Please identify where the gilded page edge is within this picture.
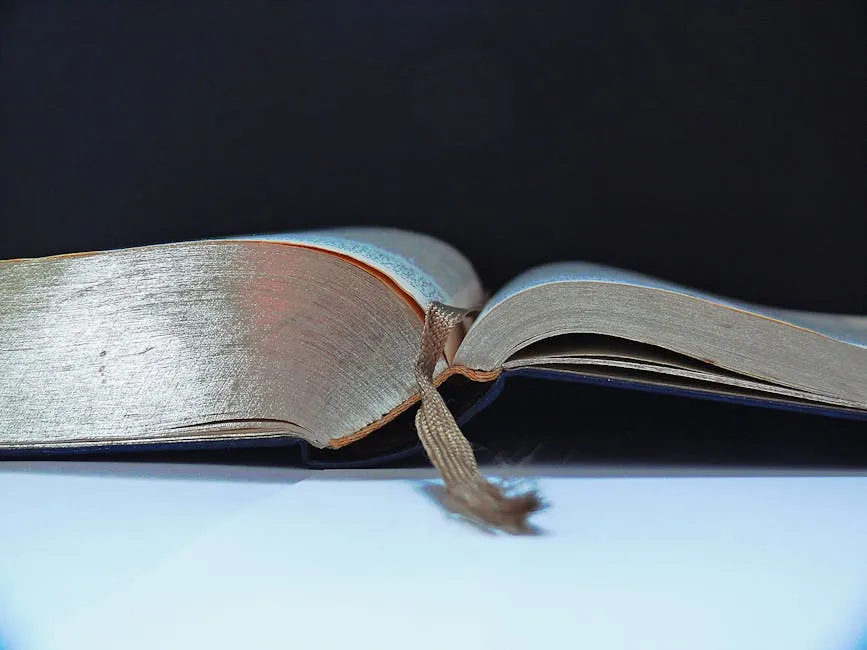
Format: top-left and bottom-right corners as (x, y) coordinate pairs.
(327, 366), (501, 449)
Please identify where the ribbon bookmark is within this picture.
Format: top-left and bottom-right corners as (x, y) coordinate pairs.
(413, 301), (545, 534)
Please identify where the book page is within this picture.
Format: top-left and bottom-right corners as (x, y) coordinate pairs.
(457, 262), (867, 407)
(476, 262), (867, 347)
(234, 228), (484, 311)
(760, 311), (867, 349)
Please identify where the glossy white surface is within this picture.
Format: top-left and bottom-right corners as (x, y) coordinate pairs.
(1, 464), (866, 650)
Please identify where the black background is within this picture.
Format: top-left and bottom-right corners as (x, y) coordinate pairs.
(2, 1), (865, 467)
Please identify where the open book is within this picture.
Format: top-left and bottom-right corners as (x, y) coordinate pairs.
(2, 227), (866, 456)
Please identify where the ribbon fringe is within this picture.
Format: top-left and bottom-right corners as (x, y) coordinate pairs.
(413, 302), (544, 534)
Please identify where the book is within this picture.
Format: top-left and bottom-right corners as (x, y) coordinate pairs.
(2, 227), (866, 457)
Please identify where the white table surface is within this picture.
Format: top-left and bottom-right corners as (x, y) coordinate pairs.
(1, 462), (866, 650)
